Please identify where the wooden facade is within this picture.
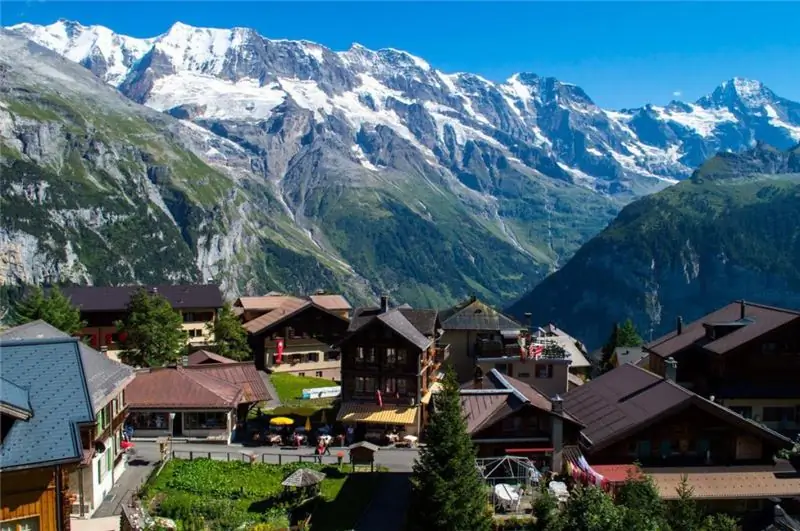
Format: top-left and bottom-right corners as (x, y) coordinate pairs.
(250, 305), (349, 374)
(1, 466), (70, 531)
(587, 403), (784, 467)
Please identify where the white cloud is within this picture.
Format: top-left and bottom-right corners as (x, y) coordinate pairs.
(672, 90), (682, 97)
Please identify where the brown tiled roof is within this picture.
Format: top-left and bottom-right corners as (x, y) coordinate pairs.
(243, 298), (311, 334)
(563, 364), (790, 452)
(236, 295), (305, 311)
(187, 350), (237, 365)
(61, 284), (223, 312)
(309, 294), (352, 311)
(126, 367), (243, 409)
(184, 362), (270, 403)
(460, 369), (582, 434)
(646, 462), (800, 500)
(646, 300), (799, 358)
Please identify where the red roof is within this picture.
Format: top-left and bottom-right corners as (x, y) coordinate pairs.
(127, 367), (244, 409)
(184, 363), (270, 403)
(592, 464), (642, 483)
(187, 350), (237, 365)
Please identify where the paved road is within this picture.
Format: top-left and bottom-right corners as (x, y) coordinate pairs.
(92, 448), (159, 518)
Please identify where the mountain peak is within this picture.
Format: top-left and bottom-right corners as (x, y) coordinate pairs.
(699, 76), (774, 109)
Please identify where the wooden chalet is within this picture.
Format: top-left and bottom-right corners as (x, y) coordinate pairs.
(242, 293), (351, 380)
(1, 337), (95, 531)
(562, 363), (799, 517)
(460, 368), (583, 472)
(61, 284), (224, 360)
(645, 300), (800, 437)
(337, 296), (449, 440)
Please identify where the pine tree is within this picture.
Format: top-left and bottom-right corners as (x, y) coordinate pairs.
(409, 366), (492, 531)
(599, 319), (643, 374)
(116, 289), (187, 367)
(14, 286), (85, 335)
(668, 474), (702, 531)
(599, 322), (620, 373)
(208, 303), (251, 360)
(563, 485), (623, 531)
(615, 473), (667, 530)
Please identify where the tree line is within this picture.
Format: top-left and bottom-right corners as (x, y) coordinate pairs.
(11, 286), (251, 366)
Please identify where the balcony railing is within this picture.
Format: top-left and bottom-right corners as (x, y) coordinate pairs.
(475, 339), (570, 361)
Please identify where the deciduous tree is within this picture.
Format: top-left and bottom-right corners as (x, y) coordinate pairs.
(562, 485), (623, 531)
(14, 285), (85, 335)
(615, 472), (667, 531)
(208, 303), (251, 360)
(116, 289), (187, 367)
(409, 366), (492, 531)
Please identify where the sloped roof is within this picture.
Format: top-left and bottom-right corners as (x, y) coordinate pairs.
(441, 298), (523, 331)
(126, 366), (244, 409)
(0, 320), (135, 411)
(0, 338), (95, 471)
(282, 468), (326, 487)
(349, 306), (439, 337)
(61, 284), (223, 312)
(243, 299), (311, 334)
(646, 301), (800, 358)
(187, 350), (237, 365)
(184, 363), (270, 403)
(309, 294), (352, 311)
(613, 346), (647, 366)
(236, 295), (305, 311)
(377, 310), (432, 350)
(460, 369), (581, 434)
(563, 364), (791, 453)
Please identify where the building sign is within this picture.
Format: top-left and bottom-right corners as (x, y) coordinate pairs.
(301, 386), (341, 399)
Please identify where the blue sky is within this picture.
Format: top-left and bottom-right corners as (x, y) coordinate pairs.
(4, 1), (799, 109)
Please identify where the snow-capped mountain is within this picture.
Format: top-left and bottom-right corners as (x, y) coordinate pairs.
(10, 20), (800, 197)
(2, 20), (800, 309)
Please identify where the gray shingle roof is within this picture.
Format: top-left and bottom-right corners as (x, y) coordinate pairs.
(0, 338), (95, 471)
(441, 299), (523, 331)
(60, 284), (223, 312)
(377, 310), (433, 351)
(0, 321), (135, 411)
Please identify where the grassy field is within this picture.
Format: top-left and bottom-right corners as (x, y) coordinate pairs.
(269, 373), (339, 410)
(144, 458), (380, 530)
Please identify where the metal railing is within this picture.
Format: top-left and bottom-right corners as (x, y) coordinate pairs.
(170, 449), (348, 466)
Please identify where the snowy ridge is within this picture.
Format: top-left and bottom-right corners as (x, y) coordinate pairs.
(7, 19), (800, 196)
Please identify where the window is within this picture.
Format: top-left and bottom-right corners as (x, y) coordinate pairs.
(763, 406), (796, 423)
(384, 378), (409, 396)
(128, 412), (167, 430)
(535, 364), (553, 379)
(183, 312), (214, 323)
(97, 448), (107, 482)
(761, 342), (777, 354)
(184, 412), (227, 430)
(187, 329), (204, 338)
(115, 429), (122, 455)
(635, 440), (651, 459)
(298, 372), (306, 377)
(397, 349), (407, 364)
(494, 363), (510, 375)
(1, 516), (41, 531)
(518, 372), (531, 378)
(355, 376), (377, 394)
(315, 371), (323, 378)
(356, 347), (376, 365)
(386, 348), (396, 365)
(97, 405), (110, 431)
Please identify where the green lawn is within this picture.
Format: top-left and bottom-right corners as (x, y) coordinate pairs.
(143, 458), (379, 530)
(269, 373), (339, 410)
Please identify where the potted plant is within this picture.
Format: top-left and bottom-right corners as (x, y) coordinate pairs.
(337, 451), (345, 467)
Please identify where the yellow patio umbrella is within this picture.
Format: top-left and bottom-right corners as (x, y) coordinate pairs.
(270, 416), (294, 426)
(304, 417), (312, 431)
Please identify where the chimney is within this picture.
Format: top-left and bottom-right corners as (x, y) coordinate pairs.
(473, 366), (484, 389)
(551, 394), (565, 473)
(206, 277), (214, 284)
(665, 356), (678, 381)
(380, 295), (389, 313)
(740, 300), (746, 319)
(100, 345), (108, 358)
(676, 316), (683, 335)
(181, 355), (189, 367)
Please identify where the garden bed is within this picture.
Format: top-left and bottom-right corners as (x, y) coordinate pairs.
(142, 458), (379, 530)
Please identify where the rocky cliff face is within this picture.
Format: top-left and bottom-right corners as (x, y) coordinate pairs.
(3, 20), (800, 308)
(507, 144), (800, 349)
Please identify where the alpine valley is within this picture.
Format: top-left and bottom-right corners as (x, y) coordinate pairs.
(2, 20), (800, 309)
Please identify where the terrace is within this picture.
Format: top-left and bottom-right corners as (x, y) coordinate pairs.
(475, 338), (571, 362)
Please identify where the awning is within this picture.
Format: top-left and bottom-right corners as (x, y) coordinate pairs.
(337, 402), (418, 425)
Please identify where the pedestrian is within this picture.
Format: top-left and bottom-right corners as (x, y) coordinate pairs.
(323, 440), (332, 455)
(316, 440), (325, 463)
